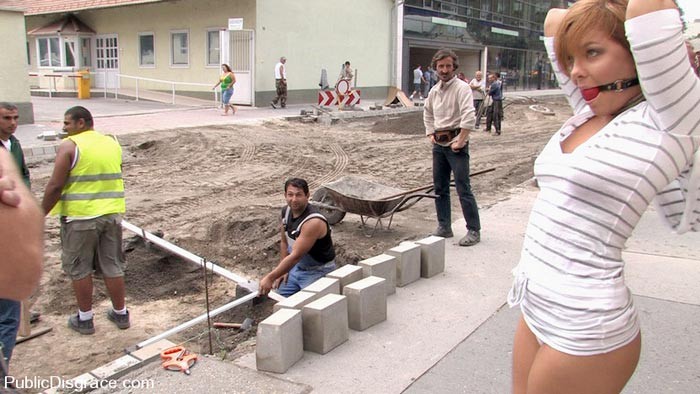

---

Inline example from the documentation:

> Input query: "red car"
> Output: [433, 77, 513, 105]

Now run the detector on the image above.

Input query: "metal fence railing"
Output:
[29, 71, 218, 105]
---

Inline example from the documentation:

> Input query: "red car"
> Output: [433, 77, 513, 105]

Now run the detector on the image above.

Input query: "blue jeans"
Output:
[222, 88, 234, 105]
[0, 299, 20, 364]
[432, 142, 481, 231]
[277, 261, 336, 297]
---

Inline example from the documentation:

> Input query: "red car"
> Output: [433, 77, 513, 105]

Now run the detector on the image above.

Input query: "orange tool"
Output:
[160, 346, 197, 375]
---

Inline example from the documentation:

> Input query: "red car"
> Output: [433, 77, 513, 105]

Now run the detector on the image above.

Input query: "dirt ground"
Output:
[12, 96, 572, 385]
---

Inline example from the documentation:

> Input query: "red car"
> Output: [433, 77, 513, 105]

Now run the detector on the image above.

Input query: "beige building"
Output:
[18, 0, 398, 106]
[0, 5, 33, 123]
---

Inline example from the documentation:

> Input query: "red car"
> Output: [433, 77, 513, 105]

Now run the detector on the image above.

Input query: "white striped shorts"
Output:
[508, 272, 640, 356]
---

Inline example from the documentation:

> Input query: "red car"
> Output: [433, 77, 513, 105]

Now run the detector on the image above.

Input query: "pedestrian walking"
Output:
[270, 57, 287, 108]
[212, 64, 237, 116]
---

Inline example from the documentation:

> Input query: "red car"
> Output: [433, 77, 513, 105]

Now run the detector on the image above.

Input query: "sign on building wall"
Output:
[228, 18, 243, 30]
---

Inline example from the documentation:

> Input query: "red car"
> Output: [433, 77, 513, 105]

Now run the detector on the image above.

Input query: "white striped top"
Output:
[508, 9, 700, 355]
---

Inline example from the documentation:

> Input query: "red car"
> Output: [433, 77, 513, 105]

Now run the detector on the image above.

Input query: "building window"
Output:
[206, 29, 221, 67]
[170, 30, 189, 67]
[139, 32, 155, 67]
[65, 40, 76, 67]
[81, 38, 92, 67]
[37, 36, 93, 68]
[37, 37, 61, 67]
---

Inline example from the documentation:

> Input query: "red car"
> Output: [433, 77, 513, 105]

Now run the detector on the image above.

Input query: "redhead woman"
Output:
[213, 64, 236, 115]
[508, 0, 700, 393]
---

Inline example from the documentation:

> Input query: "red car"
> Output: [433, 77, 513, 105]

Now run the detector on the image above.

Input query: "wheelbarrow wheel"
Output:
[312, 188, 346, 225]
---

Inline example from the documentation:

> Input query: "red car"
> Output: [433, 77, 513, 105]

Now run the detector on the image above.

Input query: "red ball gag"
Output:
[581, 86, 600, 101]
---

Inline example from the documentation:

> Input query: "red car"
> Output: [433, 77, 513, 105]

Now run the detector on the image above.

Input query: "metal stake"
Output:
[202, 258, 213, 355]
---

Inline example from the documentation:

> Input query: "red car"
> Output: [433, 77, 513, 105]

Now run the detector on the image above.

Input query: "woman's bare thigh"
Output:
[527, 333, 641, 394]
[512, 316, 541, 394]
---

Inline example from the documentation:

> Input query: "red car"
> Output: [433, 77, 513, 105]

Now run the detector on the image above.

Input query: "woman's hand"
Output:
[544, 8, 568, 37]
[627, 0, 677, 20]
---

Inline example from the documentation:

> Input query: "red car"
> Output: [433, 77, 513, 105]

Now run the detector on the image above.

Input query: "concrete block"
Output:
[256, 308, 304, 373]
[359, 254, 397, 295]
[67, 373, 98, 393]
[386, 242, 421, 287]
[343, 276, 387, 331]
[91, 355, 140, 379]
[273, 291, 319, 312]
[129, 339, 176, 363]
[302, 294, 349, 354]
[415, 236, 446, 278]
[326, 264, 363, 292]
[303, 277, 340, 298]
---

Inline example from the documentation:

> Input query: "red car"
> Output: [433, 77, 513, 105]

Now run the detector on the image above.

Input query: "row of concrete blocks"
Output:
[256, 235, 445, 374]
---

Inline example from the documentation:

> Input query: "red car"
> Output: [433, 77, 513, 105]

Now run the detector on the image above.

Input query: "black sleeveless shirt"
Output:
[282, 204, 336, 263]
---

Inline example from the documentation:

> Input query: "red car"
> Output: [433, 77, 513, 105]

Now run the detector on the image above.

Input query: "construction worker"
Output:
[339, 61, 354, 86]
[424, 49, 481, 246]
[259, 178, 336, 297]
[42, 106, 129, 335]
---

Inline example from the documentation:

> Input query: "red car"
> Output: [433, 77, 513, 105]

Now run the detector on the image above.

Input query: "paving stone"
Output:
[303, 277, 340, 298]
[343, 276, 387, 331]
[415, 236, 446, 278]
[90, 354, 140, 379]
[273, 291, 319, 312]
[358, 254, 397, 295]
[256, 309, 304, 374]
[386, 242, 421, 287]
[66, 372, 98, 393]
[302, 294, 349, 354]
[128, 339, 176, 363]
[326, 264, 363, 292]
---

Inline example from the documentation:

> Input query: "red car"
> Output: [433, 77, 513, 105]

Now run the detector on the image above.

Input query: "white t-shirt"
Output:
[469, 78, 486, 100]
[413, 68, 422, 84]
[274, 62, 286, 79]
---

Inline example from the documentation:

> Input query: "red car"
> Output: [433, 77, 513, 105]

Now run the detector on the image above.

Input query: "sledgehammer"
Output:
[213, 317, 253, 331]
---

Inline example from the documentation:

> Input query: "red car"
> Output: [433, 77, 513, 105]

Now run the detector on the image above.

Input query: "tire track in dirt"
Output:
[309, 142, 349, 189]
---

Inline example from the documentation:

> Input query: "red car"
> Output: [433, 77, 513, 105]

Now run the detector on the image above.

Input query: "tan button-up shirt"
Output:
[423, 76, 475, 146]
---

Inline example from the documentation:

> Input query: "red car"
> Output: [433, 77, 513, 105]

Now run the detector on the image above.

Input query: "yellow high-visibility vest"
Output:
[50, 130, 125, 217]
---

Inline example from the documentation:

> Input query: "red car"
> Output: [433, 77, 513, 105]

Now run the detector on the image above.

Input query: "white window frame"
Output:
[205, 28, 223, 68]
[170, 29, 189, 68]
[36, 36, 62, 68]
[138, 32, 156, 68]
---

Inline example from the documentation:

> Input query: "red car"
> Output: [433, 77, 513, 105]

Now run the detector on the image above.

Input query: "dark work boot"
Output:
[432, 226, 454, 238]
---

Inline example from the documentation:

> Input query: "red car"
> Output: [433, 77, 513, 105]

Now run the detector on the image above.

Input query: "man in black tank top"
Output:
[260, 178, 336, 297]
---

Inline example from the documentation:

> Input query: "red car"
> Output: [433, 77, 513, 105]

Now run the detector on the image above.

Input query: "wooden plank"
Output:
[17, 301, 31, 337]
[396, 90, 414, 107]
[383, 86, 400, 106]
[15, 327, 52, 345]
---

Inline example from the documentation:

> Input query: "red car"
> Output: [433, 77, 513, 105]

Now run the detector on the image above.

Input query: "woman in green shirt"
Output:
[213, 64, 237, 115]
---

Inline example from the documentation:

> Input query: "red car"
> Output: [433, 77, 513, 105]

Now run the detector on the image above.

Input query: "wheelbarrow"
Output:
[310, 168, 496, 237]
[310, 176, 437, 237]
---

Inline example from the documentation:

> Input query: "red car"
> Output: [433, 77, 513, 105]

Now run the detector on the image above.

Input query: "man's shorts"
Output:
[60, 214, 124, 280]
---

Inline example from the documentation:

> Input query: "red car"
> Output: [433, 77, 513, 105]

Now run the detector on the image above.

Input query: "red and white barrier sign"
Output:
[317, 90, 361, 107]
